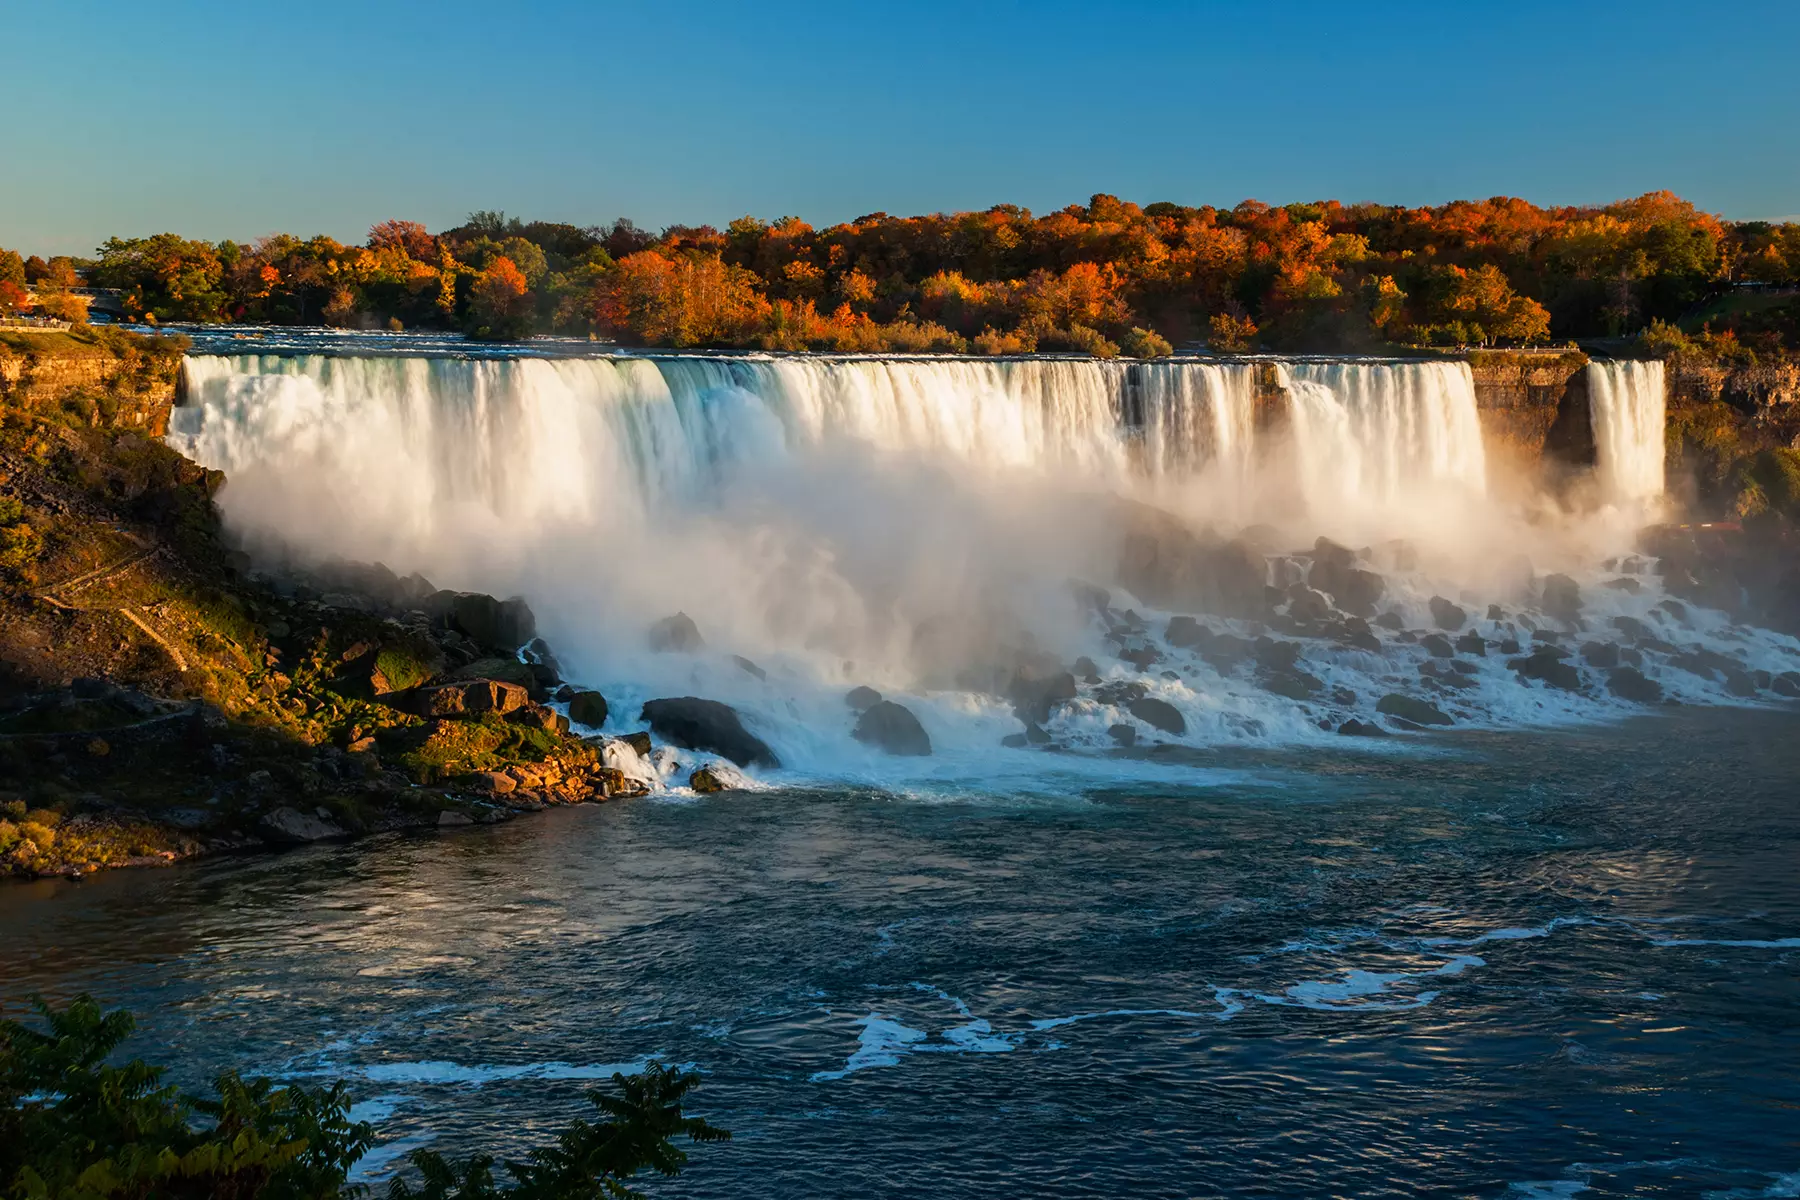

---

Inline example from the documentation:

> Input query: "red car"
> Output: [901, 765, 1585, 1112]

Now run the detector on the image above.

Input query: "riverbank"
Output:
[0, 342, 658, 879]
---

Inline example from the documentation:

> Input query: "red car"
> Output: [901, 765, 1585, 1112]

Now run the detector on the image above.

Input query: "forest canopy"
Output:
[11, 192, 1800, 356]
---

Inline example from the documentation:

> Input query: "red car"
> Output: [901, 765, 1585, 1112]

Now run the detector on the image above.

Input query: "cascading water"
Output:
[1586, 359, 1667, 504]
[1281, 361, 1488, 514]
[167, 347, 1799, 789]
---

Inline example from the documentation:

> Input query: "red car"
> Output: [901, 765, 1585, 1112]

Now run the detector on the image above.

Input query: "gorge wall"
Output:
[0, 332, 183, 434]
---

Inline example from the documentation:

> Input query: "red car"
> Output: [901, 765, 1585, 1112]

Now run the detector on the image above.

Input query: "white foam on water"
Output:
[356, 1058, 656, 1085]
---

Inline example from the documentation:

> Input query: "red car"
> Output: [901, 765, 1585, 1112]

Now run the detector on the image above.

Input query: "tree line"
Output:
[5, 191, 1798, 355]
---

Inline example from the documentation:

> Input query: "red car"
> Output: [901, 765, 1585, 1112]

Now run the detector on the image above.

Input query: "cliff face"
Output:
[1466, 350, 1593, 477]
[0, 330, 184, 436]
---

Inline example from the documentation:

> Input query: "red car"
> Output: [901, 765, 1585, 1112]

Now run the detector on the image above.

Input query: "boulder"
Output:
[1723, 668, 1759, 698]
[648, 612, 705, 652]
[640, 697, 779, 768]
[1338, 718, 1389, 737]
[1428, 596, 1467, 631]
[1262, 669, 1322, 700]
[1094, 680, 1150, 705]
[1286, 587, 1334, 622]
[1128, 696, 1186, 735]
[845, 685, 883, 712]
[852, 700, 932, 757]
[427, 591, 537, 652]
[1073, 656, 1101, 683]
[1165, 615, 1205, 647]
[452, 657, 546, 701]
[1581, 641, 1621, 669]
[1541, 574, 1583, 624]
[1009, 667, 1077, 724]
[1509, 648, 1583, 691]
[411, 678, 531, 718]
[732, 654, 767, 681]
[1775, 672, 1800, 698]
[1374, 611, 1404, 631]
[437, 810, 475, 827]
[1607, 666, 1663, 703]
[1108, 723, 1137, 747]
[1376, 693, 1453, 726]
[259, 806, 347, 844]
[1421, 634, 1455, 659]
[1309, 539, 1384, 615]
[508, 704, 569, 735]
[690, 763, 753, 793]
[1454, 632, 1486, 657]
[1254, 638, 1302, 670]
[1343, 629, 1382, 653]
[618, 731, 653, 758]
[567, 690, 609, 728]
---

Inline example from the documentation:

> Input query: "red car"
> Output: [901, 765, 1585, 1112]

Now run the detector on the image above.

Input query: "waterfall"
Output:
[1281, 361, 1488, 514]
[1586, 360, 1666, 503]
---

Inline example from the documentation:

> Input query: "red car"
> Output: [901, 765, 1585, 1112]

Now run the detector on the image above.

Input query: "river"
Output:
[4, 706, 1797, 1198]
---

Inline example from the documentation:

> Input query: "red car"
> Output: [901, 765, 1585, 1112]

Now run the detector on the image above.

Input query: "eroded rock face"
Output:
[852, 700, 932, 757]
[640, 697, 779, 768]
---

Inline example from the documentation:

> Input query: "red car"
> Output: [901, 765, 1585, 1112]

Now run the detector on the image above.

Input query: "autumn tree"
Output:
[468, 255, 535, 339]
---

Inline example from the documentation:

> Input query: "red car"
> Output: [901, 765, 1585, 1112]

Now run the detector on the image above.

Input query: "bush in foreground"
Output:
[0, 997, 726, 1200]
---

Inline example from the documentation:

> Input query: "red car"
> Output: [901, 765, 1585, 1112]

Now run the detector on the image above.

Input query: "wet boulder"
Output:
[732, 655, 768, 681]
[1115, 502, 1268, 618]
[1607, 666, 1663, 703]
[1338, 718, 1389, 737]
[1009, 667, 1077, 724]
[1165, 615, 1206, 648]
[1541, 574, 1583, 624]
[1454, 632, 1486, 657]
[845, 685, 883, 712]
[1286, 586, 1334, 622]
[1509, 647, 1583, 691]
[1421, 634, 1455, 659]
[1128, 696, 1186, 735]
[1776, 672, 1800, 698]
[640, 697, 779, 768]
[1580, 642, 1621, 669]
[1262, 669, 1323, 701]
[1254, 637, 1302, 671]
[648, 612, 705, 653]
[1376, 693, 1453, 726]
[567, 690, 609, 728]
[1428, 596, 1467, 632]
[852, 700, 932, 757]
[1108, 724, 1138, 747]
[1374, 611, 1405, 631]
[690, 762, 753, 793]
[1094, 680, 1150, 706]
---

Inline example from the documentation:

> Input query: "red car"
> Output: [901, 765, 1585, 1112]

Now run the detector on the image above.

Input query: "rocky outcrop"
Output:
[640, 697, 779, 768]
[1467, 349, 1590, 471]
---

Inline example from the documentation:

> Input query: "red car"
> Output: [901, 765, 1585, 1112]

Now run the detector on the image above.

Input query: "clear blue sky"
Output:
[2, 0, 1796, 256]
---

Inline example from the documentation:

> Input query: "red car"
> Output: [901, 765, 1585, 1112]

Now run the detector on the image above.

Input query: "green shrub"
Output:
[1, 997, 728, 1200]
